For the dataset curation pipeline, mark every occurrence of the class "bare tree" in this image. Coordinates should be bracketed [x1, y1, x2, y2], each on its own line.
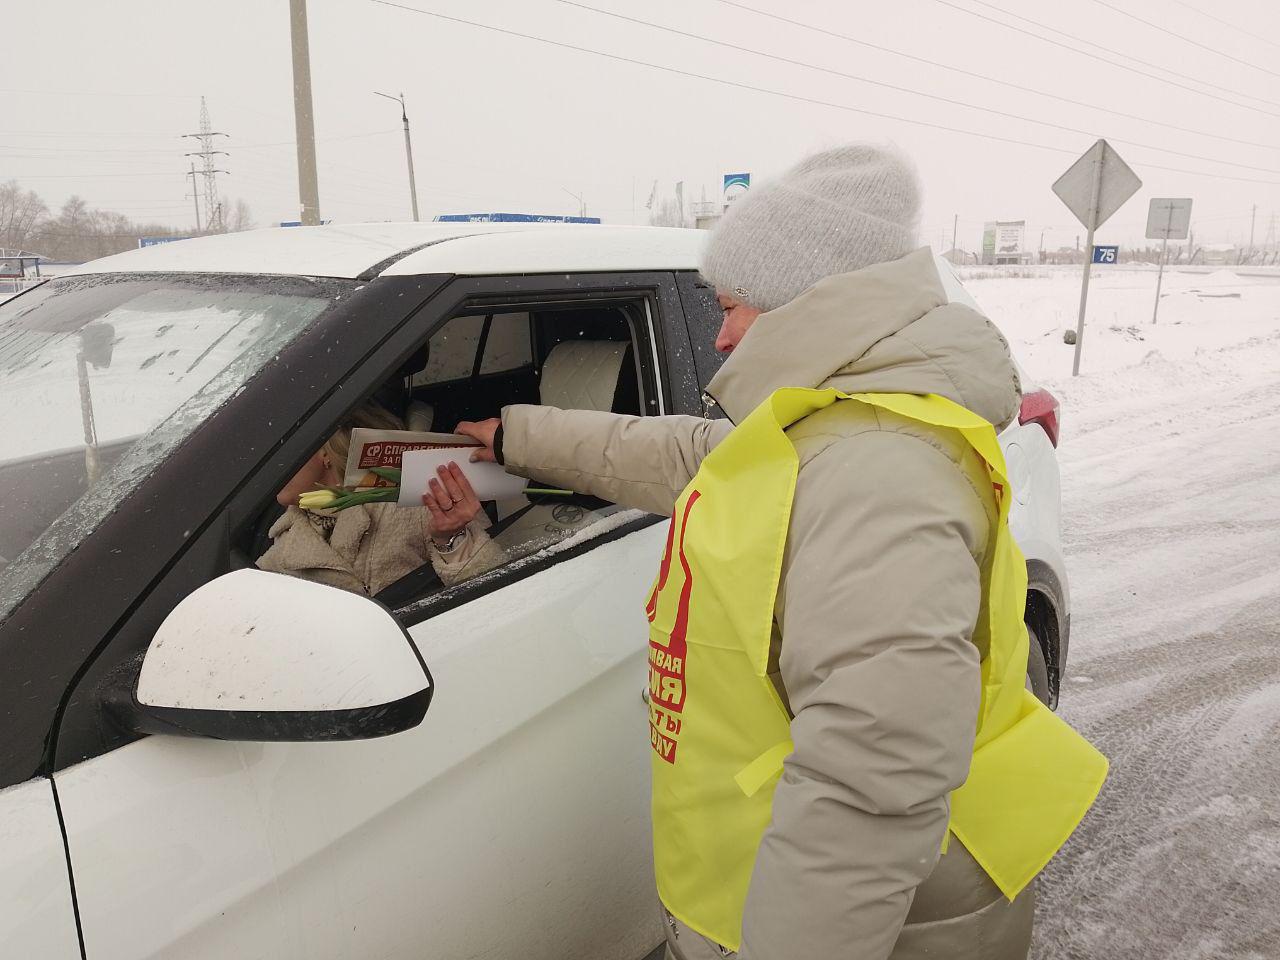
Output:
[6, 181, 240, 263]
[0, 181, 49, 253]
[221, 198, 254, 233]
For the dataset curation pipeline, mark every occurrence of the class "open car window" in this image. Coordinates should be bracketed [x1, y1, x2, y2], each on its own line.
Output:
[251, 293, 661, 619]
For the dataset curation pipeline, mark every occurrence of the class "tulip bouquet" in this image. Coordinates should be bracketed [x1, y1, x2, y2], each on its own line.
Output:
[297, 467, 405, 511]
[297, 467, 571, 512]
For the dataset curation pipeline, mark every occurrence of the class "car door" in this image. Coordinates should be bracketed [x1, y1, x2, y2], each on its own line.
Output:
[51, 271, 699, 960]
[0, 777, 81, 957]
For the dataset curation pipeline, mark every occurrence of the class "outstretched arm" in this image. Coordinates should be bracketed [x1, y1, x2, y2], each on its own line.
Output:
[459, 406, 732, 517]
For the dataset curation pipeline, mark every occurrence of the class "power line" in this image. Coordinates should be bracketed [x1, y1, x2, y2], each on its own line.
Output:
[930, 0, 1280, 116]
[1165, 0, 1280, 53]
[366, 0, 1280, 186]
[552, 0, 1277, 174]
[705, 0, 1279, 152]
[1083, 0, 1280, 79]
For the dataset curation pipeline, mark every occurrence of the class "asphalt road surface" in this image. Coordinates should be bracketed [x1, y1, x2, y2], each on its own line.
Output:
[1031, 335, 1280, 959]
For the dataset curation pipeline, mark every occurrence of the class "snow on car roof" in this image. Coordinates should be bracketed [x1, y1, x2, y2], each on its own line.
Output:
[57, 222, 707, 281]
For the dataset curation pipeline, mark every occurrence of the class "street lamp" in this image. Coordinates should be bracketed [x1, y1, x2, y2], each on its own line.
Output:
[561, 187, 586, 219]
[374, 91, 420, 222]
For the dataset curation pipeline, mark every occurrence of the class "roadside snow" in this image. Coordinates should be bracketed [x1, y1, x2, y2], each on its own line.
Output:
[962, 266, 1280, 959]
[963, 265, 1280, 384]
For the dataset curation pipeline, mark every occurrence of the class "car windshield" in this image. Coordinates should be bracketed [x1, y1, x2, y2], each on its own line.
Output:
[0, 272, 347, 623]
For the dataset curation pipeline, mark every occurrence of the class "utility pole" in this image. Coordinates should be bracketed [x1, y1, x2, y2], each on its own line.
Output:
[290, 0, 322, 226]
[374, 91, 419, 221]
[182, 97, 228, 232]
[186, 162, 202, 233]
[1248, 204, 1257, 261]
[951, 214, 958, 263]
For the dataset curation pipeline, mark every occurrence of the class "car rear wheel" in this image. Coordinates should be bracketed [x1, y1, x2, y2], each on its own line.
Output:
[1026, 622, 1051, 706]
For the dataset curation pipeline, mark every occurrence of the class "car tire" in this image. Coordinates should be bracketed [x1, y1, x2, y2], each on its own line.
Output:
[1026, 622, 1051, 706]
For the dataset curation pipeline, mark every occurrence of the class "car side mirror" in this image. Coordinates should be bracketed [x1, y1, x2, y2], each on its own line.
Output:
[125, 569, 432, 741]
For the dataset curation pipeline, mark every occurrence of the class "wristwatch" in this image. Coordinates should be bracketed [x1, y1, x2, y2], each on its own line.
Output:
[432, 529, 467, 554]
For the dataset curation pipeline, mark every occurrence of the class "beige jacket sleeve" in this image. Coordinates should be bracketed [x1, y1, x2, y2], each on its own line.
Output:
[428, 518, 507, 588]
[739, 431, 988, 960]
[499, 405, 733, 516]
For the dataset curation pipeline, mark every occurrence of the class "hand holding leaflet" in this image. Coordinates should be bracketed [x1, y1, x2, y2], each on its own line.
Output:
[398, 445, 528, 505]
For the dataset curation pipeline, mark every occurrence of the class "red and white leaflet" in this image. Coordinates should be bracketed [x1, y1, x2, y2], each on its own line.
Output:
[344, 428, 481, 489]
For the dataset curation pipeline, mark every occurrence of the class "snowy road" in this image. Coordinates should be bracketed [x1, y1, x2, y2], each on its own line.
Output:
[996, 278, 1280, 958]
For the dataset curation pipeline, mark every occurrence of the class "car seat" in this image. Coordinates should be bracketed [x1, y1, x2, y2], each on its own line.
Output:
[538, 340, 638, 414]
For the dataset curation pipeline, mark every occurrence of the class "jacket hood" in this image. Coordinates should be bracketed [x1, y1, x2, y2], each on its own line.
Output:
[705, 247, 1021, 429]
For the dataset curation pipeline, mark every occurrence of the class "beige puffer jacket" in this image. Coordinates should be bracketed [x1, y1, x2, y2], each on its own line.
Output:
[500, 248, 1032, 960]
[256, 503, 502, 595]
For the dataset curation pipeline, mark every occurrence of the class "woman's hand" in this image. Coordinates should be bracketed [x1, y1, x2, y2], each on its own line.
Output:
[456, 418, 501, 462]
[423, 462, 482, 546]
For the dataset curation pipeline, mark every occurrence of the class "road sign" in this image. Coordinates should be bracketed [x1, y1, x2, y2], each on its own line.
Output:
[1053, 139, 1142, 232]
[1051, 139, 1142, 376]
[1146, 198, 1192, 240]
[1092, 245, 1119, 264]
[1146, 198, 1193, 325]
[137, 236, 192, 248]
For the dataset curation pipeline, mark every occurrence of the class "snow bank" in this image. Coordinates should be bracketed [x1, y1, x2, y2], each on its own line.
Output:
[967, 267, 1280, 387]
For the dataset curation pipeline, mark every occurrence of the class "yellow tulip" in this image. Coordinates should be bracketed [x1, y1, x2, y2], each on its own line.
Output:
[298, 490, 339, 510]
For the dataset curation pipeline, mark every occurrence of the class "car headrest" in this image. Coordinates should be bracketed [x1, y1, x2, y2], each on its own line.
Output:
[539, 340, 631, 412]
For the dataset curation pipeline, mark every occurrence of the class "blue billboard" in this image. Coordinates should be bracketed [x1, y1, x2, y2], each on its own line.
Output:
[434, 213, 602, 224]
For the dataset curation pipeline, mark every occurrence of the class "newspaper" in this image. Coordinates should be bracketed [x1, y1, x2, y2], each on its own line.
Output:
[343, 428, 480, 489]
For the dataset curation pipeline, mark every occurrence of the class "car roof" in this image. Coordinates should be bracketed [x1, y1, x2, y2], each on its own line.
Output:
[56, 222, 707, 281]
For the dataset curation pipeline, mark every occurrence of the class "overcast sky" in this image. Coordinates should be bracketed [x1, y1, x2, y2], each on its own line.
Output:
[5, 0, 1278, 252]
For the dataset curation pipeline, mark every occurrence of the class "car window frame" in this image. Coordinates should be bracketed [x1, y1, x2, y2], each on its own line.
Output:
[379, 276, 683, 627]
[674, 270, 728, 392]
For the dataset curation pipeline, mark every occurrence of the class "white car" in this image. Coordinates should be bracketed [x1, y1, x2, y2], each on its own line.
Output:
[0, 224, 1069, 960]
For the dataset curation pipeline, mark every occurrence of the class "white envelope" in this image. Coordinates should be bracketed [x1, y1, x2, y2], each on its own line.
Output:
[398, 447, 528, 505]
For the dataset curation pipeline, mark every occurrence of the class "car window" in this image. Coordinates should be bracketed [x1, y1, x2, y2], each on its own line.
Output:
[255, 295, 659, 617]
[0, 273, 343, 624]
[480, 312, 532, 374]
[413, 311, 532, 386]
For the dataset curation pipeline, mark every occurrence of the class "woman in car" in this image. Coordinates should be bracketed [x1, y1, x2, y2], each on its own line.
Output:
[258, 403, 504, 595]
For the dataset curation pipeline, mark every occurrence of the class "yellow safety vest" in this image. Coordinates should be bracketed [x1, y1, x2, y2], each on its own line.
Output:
[646, 389, 1108, 952]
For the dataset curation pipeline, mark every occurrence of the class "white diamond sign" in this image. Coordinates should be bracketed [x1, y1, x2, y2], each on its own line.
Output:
[1053, 139, 1142, 232]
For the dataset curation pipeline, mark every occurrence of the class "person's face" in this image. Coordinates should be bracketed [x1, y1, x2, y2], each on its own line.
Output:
[277, 449, 334, 506]
[714, 292, 763, 354]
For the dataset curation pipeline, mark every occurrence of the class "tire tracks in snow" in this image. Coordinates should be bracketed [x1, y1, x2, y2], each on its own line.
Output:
[1030, 336, 1280, 958]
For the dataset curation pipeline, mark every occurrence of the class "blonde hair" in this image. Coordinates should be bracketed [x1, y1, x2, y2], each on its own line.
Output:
[322, 402, 403, 478]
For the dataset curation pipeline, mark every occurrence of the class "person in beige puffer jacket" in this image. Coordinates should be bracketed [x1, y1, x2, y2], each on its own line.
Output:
[459, 145, 1035, 959]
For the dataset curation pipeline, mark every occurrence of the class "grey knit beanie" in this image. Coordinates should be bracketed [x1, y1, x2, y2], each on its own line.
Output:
[700, 143, 922, 312]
